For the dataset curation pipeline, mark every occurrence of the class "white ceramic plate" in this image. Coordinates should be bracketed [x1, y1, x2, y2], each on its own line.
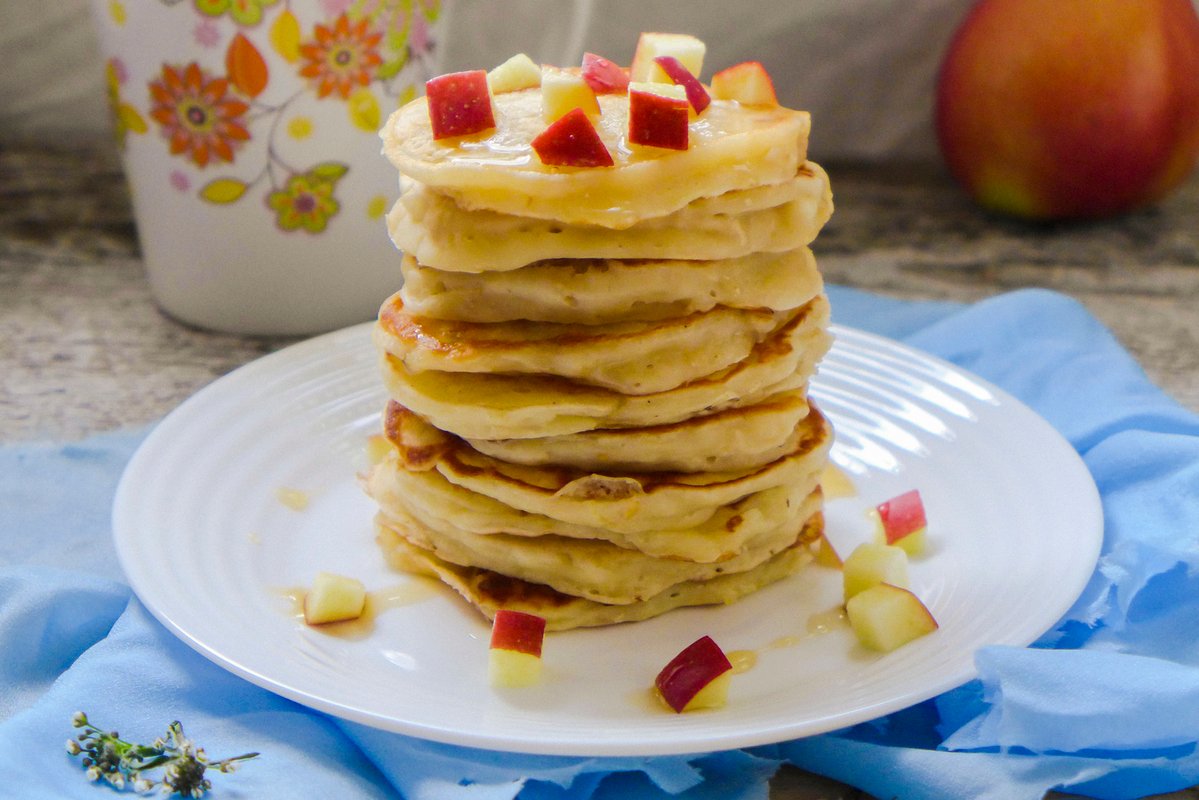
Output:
[113, 323, 1102, 757]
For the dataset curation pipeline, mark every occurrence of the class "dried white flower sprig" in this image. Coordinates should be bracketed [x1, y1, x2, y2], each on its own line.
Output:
[67, 712, 258, 797]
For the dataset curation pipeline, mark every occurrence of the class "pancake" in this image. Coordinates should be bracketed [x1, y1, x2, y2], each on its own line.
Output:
[387, 162, 832, 273]
[374, 490, 821, 605]
[375, 513, 823, 631]
[375, 293, 801, 395]
[381, 401, 833, 534]
[366, 457, 821, 562]
[397, 246, 823, 324]
[465, 388, 812, 473]
[368, 42, 836, 631]
[381, 88, 811, 229]
[377, 295, 832, 440]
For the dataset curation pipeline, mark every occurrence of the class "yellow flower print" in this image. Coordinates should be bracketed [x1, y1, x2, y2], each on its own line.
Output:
[109, 0, 127, 26]
[105, 59, 147, 149]
[287, 116, 314, 140]
[366, 195, 388, 219]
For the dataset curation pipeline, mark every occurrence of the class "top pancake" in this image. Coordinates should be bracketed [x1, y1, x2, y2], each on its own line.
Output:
[381, 89, 811, 229]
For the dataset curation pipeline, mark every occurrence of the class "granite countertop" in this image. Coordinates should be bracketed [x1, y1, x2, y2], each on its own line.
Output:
[3, 139, 1198, 800]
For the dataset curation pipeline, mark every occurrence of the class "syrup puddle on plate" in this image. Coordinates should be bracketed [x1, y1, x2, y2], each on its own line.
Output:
[279, 579, 438, 640]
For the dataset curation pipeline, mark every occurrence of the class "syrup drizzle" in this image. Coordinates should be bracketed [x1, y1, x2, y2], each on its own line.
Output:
[280, 580, 438, 640]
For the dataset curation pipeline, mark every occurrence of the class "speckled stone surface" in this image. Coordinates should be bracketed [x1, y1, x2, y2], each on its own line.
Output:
[3, 139, 1198, 800]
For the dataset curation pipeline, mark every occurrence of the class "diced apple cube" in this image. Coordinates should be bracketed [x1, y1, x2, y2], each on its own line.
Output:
[541, 66, 600, 121]
[488, 53, 541, 93]
[581, 52, 629, 94]
[425, 70, 495, 139]
[627, 82, 689, 150]
[654, 635, 733, 713]
[489, 609, 546, 687]
[630, 32, 706, 83]
[304, 572, 366, 625]
[489, 648, 543, 688]
[710, 61, 778, 106]
[680, 670, 731, 711]
[490, 609, 546, 656]
[531, 107, 614, 167]
[653, 55, 710, 114]
[846, 583, 939, 652]
[842, 542, 909, 601]
[874, 489, 928, 555]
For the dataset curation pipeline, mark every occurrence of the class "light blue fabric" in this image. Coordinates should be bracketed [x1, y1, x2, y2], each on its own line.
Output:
[2, 287, 1197, 799]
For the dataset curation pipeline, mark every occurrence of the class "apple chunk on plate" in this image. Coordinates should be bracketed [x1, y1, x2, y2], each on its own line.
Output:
[304, 572, 366, 625]
[842, 542, 909, 601]
[655, 635, 733, 713]
[846, 583, 939, 652]
[874, 489, 928, 555]
[489, 609, 547, 687]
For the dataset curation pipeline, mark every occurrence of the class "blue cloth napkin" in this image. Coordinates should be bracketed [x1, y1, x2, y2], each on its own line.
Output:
[3, 286, 1198, 800]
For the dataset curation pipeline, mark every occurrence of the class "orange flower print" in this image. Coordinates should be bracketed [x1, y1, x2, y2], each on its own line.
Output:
[298, 14, 383, 99]
[149, 63, 251, 168]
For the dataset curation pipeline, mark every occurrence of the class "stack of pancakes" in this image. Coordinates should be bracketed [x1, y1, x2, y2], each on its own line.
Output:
[366, 79, 835, 630]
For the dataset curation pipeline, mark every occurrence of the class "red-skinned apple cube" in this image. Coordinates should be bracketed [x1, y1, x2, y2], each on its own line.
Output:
[654, 635, 733, 713]
[490, 609, 546, 656]
[876, 489, 928, 555]
[710, 61, 778, 106]
[531, 107, 614, 167]
[489, 610, 547, 687]
[426, 70, 495, 139]
[581, 52, 629, 94]
[653, 56, 711, 114]
[628, 82, 689, 150]
[630, 33, 706, 83]
[846, 583, 939, 652]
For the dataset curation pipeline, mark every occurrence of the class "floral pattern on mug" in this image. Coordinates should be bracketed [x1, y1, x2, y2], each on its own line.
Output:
[299, 14, 383, 98]
[268, 163, 346, 232]
[121, 0, 440, 234]
[193, 0, 282, 26]
[105, 58, 148, 149]
[148, 63, 251, 168]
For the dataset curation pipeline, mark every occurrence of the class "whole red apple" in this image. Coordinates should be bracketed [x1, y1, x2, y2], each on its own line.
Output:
[935, 0, 1199, 220]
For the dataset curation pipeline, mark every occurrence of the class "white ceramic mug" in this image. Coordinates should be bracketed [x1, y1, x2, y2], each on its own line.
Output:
[90, 0, 442, 335]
